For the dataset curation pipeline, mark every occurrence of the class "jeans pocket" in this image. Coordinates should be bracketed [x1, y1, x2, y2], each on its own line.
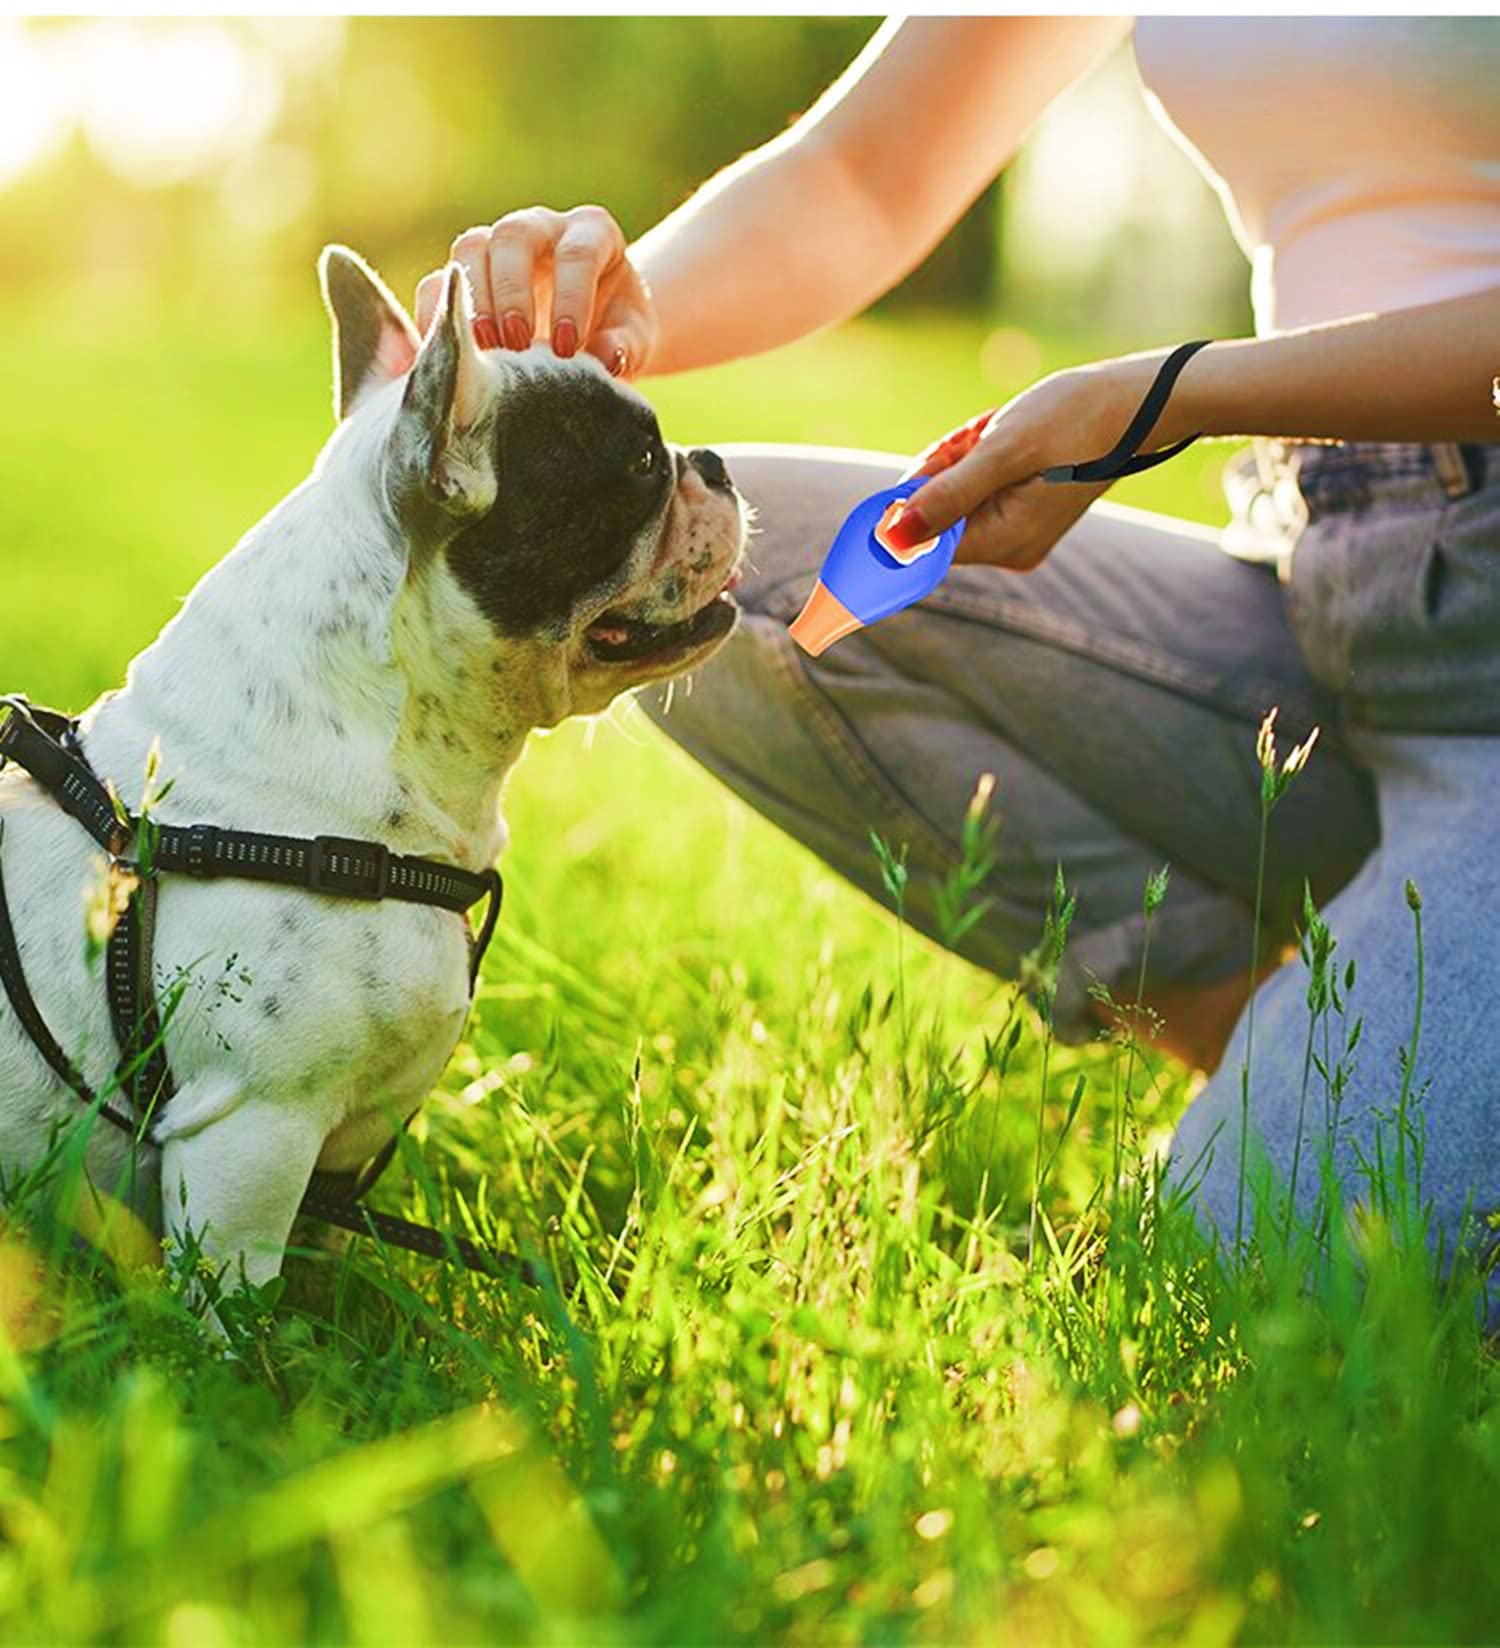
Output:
[1308, 485, 1500, 730]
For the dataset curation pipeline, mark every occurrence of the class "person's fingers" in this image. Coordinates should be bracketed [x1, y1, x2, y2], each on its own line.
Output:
[588, 325, 640, 380]
[422, 205, 648, 367]
[485, 209, 562, 349]
[902, 441, 955, 483]
[885, 419, 1035, 549]
[911, 433, 1030, 537]
[952, 495, 1047, 570]
[447, 226, 497, 334]
[587, 286, 656, 379]
[413, 270, 446, 337]
[952, 480, 1101, 570]
[901, 409, 995, 481]
[551, 206, 625, 359]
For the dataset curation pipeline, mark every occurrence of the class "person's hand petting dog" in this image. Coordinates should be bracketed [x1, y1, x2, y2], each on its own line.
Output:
[414, 205, 658, 381]
[887, 351, 1187, 571]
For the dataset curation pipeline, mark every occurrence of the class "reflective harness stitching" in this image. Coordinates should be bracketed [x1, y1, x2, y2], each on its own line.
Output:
[0, 694, 530, 1283]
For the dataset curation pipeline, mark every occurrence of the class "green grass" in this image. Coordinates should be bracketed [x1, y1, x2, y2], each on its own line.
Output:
[3, 304, 1499, 1646]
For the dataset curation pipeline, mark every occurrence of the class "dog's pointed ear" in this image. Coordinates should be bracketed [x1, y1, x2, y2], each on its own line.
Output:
[389, 262, 497, 520]
[319, 245, 421, 422]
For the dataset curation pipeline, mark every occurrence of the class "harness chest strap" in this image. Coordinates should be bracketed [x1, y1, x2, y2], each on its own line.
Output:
[0, 698, 501, 941]
[0, 695, 519, 1280]
[0, 820, 139, 1134]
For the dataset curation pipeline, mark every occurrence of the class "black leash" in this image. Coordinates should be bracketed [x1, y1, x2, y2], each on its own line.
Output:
[298, 1188, 542, 1286]
[0, 694, 529, 1284]
[1043, 339, 1212, 484]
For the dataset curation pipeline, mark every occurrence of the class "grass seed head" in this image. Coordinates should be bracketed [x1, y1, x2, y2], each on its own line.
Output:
[1255, 707, 1279, 773]
[1281, 726, 1319, 779]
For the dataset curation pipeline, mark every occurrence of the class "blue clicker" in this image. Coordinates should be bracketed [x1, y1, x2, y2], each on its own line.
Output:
[788, 477, 966, 656]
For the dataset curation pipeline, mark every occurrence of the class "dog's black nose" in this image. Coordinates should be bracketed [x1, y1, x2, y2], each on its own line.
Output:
[689, 447, 733, 493]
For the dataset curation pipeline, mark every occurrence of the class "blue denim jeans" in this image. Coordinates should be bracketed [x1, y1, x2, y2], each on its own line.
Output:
[641, 439, 1500, 1255]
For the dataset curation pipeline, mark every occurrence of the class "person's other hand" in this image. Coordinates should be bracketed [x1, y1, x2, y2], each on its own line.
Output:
[414, 205, 659, 380]
[889, 354, 1186, 569]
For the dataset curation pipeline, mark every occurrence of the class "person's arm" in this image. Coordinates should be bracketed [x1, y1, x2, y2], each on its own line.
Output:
[1161, 291, 1500, 448]
[633, 15, 1129, 374]
[884, 286, 1500, 569]
[415, 16, 1129, 378]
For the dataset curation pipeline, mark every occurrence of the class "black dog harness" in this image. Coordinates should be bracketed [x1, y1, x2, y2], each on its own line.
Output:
[0, 694, 534, 1281]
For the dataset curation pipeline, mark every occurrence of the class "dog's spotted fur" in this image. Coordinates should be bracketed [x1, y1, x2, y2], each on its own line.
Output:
[0, 247, 747, 1309]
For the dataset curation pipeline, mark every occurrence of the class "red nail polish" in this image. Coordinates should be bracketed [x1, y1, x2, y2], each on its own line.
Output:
[553, 318, 578, 359]
[882, 503, 929, 550]
[608, 346, 628, 378]
[501, 310, 531, 352]
[473, 315, 501, 351]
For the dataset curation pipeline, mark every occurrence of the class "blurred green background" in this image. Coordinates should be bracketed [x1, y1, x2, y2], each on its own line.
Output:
[0, 18, 1249, 332]
[0, 15, 1251, 712]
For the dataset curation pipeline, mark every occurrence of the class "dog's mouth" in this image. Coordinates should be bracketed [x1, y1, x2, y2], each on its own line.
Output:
[586, 585, 739, 668]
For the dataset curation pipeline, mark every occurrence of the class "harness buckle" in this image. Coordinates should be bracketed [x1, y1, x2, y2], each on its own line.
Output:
[309, 835, 390, 900]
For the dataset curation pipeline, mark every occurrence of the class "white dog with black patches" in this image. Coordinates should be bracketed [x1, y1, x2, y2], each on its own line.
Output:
[0, 247, 746, 1296]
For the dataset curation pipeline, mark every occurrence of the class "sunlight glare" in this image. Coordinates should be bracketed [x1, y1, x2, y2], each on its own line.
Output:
[1010, 90, 1140, 275]
[61, 21, 282, 189]
[0, 21, 66, 189]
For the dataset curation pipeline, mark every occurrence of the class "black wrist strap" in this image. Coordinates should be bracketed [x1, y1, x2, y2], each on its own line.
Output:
[1043, 339, 1212, 484]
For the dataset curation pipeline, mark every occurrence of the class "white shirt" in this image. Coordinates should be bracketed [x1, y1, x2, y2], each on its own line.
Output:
[1132, 17, 1500, 334]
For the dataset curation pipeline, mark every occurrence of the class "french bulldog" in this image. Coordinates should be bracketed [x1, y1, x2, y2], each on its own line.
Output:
[0, 247, 747, 1299]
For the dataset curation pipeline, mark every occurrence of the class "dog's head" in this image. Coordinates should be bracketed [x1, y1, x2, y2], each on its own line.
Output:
[319, 245, 745, 729]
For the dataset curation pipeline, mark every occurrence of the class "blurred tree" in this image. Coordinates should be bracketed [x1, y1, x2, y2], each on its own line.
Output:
[0, 18, 1012, 318]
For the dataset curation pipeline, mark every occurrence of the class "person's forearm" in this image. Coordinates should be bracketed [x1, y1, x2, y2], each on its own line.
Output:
[1169, 288, 1500, 446]
[631, 133, 908, 377]
[896, 285, 1498, 563]
[634, 15, 1130, 377]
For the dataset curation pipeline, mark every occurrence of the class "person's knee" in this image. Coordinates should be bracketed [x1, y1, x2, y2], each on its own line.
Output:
[1121, 957, 1280, 1073]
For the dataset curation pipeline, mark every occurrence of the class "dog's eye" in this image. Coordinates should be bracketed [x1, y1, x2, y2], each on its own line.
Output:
[629, 446, 658, 479]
